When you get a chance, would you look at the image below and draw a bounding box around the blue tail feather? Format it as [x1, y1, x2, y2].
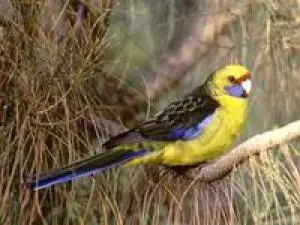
[26, 149, 147, 190]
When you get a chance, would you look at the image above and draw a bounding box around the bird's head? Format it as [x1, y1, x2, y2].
[208, 64, 251, 98]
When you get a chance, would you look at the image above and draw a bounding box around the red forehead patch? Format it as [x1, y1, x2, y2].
[237, 72, 250, 83]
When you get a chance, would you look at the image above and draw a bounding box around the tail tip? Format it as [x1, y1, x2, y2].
[21, 180, 38, 191]
[21, 183, 30, 191]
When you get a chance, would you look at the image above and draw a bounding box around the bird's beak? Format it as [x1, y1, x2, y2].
[241, 79, 252, 96]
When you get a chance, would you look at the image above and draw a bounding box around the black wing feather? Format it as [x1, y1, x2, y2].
[103, 84, 220, 149]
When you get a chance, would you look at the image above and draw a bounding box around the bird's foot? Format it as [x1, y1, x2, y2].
[166, 161, 216, 179]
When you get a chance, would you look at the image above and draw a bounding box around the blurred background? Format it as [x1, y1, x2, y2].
[0, 0, 300, 224]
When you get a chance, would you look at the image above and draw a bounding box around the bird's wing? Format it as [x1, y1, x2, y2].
[103, 85, 220, 149]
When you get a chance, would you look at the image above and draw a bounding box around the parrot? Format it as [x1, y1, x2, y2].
[25, 64, 251, 190]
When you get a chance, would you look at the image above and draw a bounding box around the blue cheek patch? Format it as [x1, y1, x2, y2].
[225, 85, 244, 97]
[168, 114, 213, 140]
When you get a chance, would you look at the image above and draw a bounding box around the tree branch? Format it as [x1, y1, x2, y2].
[186, 120, 300, 182]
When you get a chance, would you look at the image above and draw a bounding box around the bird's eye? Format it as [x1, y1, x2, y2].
[228, 76, 236, 83]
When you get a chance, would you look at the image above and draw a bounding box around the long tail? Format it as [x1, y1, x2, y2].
[25, 149, 147, 190]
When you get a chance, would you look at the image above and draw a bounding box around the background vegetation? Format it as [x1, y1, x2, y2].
[0, 0, 300, 224]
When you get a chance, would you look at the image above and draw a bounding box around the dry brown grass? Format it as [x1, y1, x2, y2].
[0, 1, 119, 224]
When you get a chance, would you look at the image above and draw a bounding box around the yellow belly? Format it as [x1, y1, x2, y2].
[161, 98, 247, 165]
[126, 96, 248, 167]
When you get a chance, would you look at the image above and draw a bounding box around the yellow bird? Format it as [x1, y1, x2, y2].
[26, 64, 251, 190]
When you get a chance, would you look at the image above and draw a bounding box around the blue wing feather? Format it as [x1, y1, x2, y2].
[167, 114, 213, 140]
[103, 85, 220, 146]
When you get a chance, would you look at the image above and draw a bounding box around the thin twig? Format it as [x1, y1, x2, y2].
[187, 119, 300, 182]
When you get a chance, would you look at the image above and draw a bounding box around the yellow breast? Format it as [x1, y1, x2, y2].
[160, 96, 248, 166]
